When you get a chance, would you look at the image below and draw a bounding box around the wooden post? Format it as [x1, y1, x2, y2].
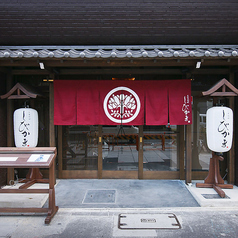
[6, 73, 14, 184]
[49, 79, 56, 182]
[49, 80, 55, 147]
[196, 152, 233, 198]
[185, 124, 192, 184]
[98, 125, 103, 179]
[178, 125, 185, 180]
[58, 126, 63, 178]
[138, 125, 143, 179]
[228, 73, 235, 184]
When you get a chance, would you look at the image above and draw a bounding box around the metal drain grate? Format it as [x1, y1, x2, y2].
[118, 213, 181, 229]
[82, 189, 116, 204]
[202, 194, 230, 199]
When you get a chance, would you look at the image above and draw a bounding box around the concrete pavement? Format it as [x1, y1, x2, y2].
[1, 207, 238, 238]
[1, 179, 238, 237]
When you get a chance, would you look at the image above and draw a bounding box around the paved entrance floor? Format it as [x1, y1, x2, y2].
[54, 179, 199, 208]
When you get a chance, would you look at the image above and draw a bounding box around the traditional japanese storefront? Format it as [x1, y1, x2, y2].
[0, 45, 237, 184]
[0, 0, 238, 185]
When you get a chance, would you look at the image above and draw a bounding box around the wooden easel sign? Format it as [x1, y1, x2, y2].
[196, 106, 233, 197]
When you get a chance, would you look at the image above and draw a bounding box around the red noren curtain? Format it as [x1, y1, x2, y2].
[54, 80, 192, 125]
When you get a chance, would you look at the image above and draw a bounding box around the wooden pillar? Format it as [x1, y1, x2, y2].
[192, 98, 202, 170]
[228, 72, 235, 184]
[58, 125, 63, 178]
[138, 125, 143, 179]
[6, 73, 14, 184]
[49, 80, 56, 182]
[185, 124, 192, 184]
[49, 80, 55, 147]
[98, 125, 103, 179]
[178, 125, 185, 180]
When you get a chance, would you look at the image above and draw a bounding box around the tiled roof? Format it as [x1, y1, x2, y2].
[0, 45, 238, 59]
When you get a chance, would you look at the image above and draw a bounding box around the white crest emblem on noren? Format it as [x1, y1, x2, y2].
[103, 86, 141, 123]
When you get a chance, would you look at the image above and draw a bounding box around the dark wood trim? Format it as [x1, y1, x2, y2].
[143, 171, 179, 180]
[228, 73, 235, 184]
[10, 68, 231, 76]
[6, 74, 14, 184]
[98, 125, 103, 179]
[10, 69, 50, 75]
[1, 82, 42, 99]
[60, 170, 98, 179]
[59, 170, 180, 180]
[138, 125, 143, 179]
[7, 95, 30, 99]
[3, 58, 238, 69]
[209, 92, 238, 97]
[179, 125, 185, 180]
[49, 82, 55, 147]
[203, 78, 238, 96]
[6, 74, 13, 147]
[57, 126, 63, 178]
[185, 125, 192, 184]
[102, 170, 138, 179]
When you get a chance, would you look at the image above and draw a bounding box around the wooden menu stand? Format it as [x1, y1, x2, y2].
[18, 168, 49, 189]
[0, 147, 58, 224]
[196, 152, 233, 198]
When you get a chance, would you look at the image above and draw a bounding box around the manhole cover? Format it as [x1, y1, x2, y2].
[118, 213, 181, 229]
[202, 194, 230, 199]
[83, 190, 116, 204]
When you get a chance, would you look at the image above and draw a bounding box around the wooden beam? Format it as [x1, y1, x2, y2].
[10, 67, 231, 76]
[1, 58, 238, 68]
[59, 68, 182, 75]
[7, 95, 30, 99]
[210, 92, 238, 97]
[60, 68, 231, 75]
[11, 69, 50, 75]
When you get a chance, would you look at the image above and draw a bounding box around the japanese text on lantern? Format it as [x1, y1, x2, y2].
[218, 110, 230, 148]
[18, 110, 30, 147]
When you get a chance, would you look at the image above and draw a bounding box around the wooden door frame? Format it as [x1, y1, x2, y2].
[57, 125, 182, 180]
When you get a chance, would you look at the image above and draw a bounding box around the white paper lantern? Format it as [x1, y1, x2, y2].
[13, 108, 38, 147]
[206, 106, 233, 152]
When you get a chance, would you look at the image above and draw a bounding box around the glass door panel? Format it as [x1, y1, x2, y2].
[102, 125, 138, 171]
[62, 126, 98, 170]
[143, 126, 179, 171]
[192, 98, 213, 171]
